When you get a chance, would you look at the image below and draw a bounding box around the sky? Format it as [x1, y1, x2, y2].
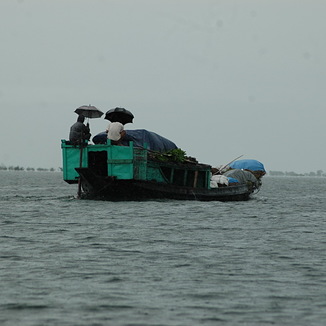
[1, 0, 325, 174]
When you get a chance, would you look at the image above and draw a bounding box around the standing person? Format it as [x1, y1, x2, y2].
[69, 115, 91, 145]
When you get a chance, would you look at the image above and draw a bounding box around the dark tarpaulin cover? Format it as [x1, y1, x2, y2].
[92, 129, 178, 153]
[92, 132, 108, 144]
[224, 169, 259, 187]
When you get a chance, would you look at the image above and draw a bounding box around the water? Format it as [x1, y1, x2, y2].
[1, 171, 326, 326]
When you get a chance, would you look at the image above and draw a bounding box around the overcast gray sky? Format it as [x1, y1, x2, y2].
[1, 0, 325, 173]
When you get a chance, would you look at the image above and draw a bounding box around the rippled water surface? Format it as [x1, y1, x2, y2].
[1, 171, 326, 325]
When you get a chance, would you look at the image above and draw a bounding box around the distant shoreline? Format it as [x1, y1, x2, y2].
[0, 165, 324, 177]
[269, 170, 325, 177]
[0, 166, 62, 172]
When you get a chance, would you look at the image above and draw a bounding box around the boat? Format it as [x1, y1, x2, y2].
[61, 138, 264, 201]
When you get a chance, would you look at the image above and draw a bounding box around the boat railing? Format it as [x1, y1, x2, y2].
[61, 139, 211, 188]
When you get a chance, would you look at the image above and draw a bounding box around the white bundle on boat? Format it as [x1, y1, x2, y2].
[210, 175, 229, 188]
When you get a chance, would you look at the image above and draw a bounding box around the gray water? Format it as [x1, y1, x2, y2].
[0, 171, 325, 326]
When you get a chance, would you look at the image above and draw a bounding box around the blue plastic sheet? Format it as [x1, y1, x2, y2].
[229, 159, 265, 172]
[227, 177, 239, 183]
[92, 129, 178, 153]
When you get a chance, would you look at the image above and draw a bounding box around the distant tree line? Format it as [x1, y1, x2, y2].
[0, 164, 62, 172]
[1, 163, 324, 177]
[269, 170, 325, 177]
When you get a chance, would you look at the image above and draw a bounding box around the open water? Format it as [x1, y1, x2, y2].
[0, 171, 325, 326]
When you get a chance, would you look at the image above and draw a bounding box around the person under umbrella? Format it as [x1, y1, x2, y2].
[69, 114, 91, 145]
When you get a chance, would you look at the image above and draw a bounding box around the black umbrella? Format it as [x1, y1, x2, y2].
[104, 107, 134, 125]
[75, 105, 104, 119]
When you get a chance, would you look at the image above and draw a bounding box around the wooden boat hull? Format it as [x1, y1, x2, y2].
[76, 167, 252, 201]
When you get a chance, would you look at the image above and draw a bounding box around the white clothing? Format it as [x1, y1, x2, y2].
[107, 122, 124, 141]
